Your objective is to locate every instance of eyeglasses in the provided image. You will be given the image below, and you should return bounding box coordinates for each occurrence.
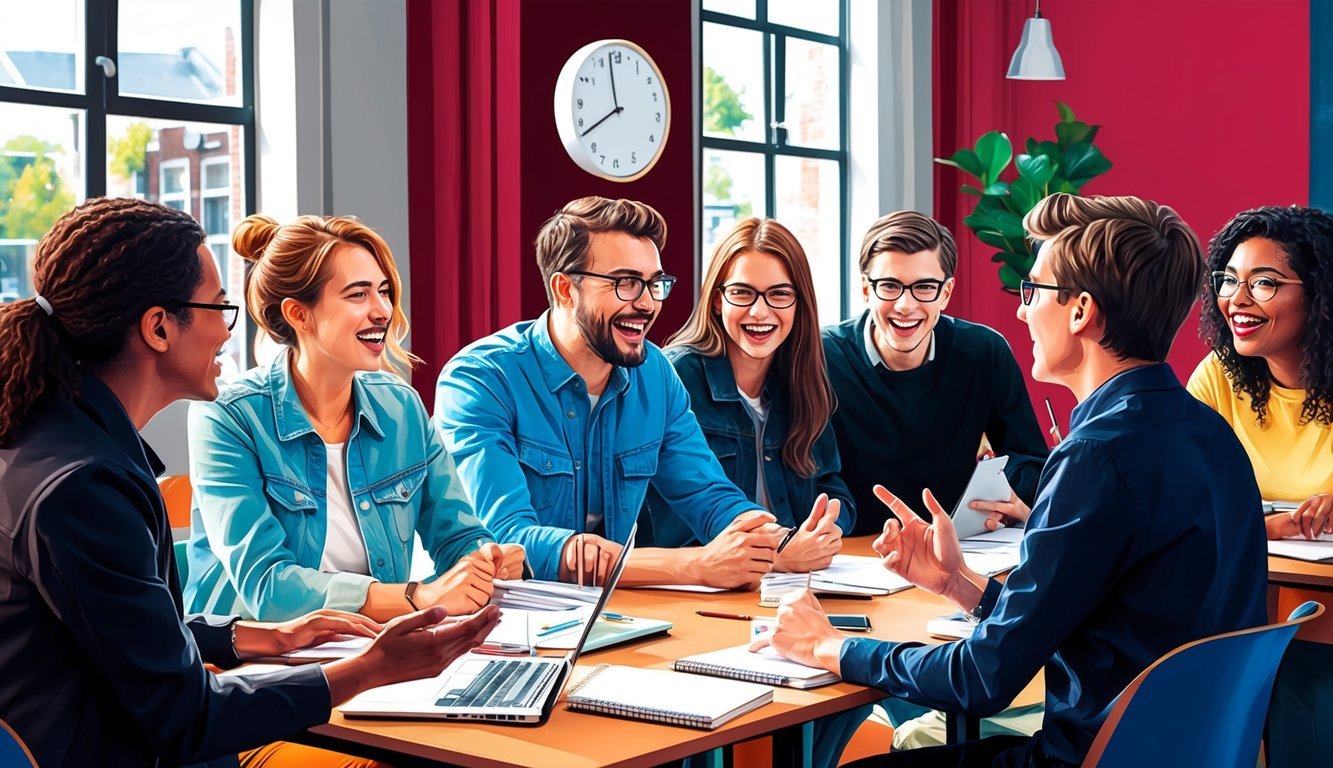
[567,270,677,302]
[1019,279,1070,306]
[719,282,798,309]
[1210,271,1302,303]
[864,276,946,303]
[176,301,240,330]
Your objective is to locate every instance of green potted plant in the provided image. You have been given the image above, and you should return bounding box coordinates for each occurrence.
[936,102,1112,291]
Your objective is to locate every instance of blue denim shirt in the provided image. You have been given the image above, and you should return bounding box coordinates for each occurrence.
[642,348,855,547]
[838,364,1268,766]
[184,354,493,621]
[433,313,759,579]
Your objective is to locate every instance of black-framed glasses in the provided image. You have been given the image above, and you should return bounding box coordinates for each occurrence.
[176,301,241,330]
[1019,279,1070,306]
[567,270,677,302]
[1210,271,1302,303]
[719,282,798,309]
[864,276,946,303]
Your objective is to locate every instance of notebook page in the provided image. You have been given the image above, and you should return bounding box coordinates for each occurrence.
[567,665,770,721]
[679,643,840,682]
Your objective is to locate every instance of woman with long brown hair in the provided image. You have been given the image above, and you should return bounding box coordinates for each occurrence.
[185,214,523,622]
[646,217,851,568]
[0,198,498,767]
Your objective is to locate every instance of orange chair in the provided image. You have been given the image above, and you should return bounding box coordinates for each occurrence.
[158,475,193,532]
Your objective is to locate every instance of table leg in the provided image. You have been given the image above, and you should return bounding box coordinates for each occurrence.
[944,711,979,745]
[771,720,813,768]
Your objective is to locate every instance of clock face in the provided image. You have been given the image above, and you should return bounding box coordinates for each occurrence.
[554,40,670,182]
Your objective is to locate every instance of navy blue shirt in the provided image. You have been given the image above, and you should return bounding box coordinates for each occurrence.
[0,376,329,768]
[837,364,1268,766]
[643,348,854,546]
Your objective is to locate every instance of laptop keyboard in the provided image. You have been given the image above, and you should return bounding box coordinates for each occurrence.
[436,659,559,709]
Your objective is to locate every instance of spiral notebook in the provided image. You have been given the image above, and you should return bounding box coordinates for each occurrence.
[565,665,772,730]
[672,644,840,689]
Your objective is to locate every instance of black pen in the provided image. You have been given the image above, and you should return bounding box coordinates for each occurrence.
[1044,397,1063,443]
[776,525,799,553]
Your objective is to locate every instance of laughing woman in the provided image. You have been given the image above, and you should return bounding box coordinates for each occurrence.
[1187,205,1333,768]
[647,217,852,568]
[185,214,523,622]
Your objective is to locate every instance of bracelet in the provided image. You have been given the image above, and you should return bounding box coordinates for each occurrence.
[405,581,422,611]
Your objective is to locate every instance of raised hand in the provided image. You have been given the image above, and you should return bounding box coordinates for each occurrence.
[694,510,783,589]
[871,485,984,609]
[774,494,843,572]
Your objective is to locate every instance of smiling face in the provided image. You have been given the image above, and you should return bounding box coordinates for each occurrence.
[571,230,663,368]
[297,244,393,375]
[1017,241,1081,385]
[861,248,953,370]
[715,249,797,364]
[1220,237,1307,376]
[164,244,233,401]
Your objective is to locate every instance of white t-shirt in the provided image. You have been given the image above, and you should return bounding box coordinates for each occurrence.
[738,387,772,511]
[319,442,371,574]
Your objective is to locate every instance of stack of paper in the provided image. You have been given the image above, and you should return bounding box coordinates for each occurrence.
[1268,534,1333,563]
[566,664,772,729]
[490,578,601,610]
[959,527,1022,576]
[759,556,910,606]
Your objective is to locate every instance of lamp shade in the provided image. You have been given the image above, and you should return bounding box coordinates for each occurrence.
[1007,17,1065,80]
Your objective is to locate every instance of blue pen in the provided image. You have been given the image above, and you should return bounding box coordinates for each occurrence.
[601,612,633,623]
[537,618,582,636]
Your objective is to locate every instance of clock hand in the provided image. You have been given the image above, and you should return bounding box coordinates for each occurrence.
[580,105,623,137]
[608,53,619,109]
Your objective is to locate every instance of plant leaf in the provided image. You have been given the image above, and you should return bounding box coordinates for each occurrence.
[1055,120,1093,149]
[962,184,983,197]
[1015,153,1055,187]
[983,181,1010,196]
[974,131,1013,185]
[1010,175,1044,213]
[1061,143,1113,188]
[936,148,986,179]
[977,229,1011,249]
[1056,101,1075,123]
[994,209,1027,239]
[999,263,1025,290]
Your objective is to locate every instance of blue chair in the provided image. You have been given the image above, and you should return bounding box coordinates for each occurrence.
[1082,601,1324,768]
[0,718,37,767]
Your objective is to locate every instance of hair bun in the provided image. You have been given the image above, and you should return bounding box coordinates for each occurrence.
[233,214,280,263]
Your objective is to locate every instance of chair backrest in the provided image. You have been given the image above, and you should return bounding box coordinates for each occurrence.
[1083,601,1325,768]
[0,718,38,767]
[157,474,193,531]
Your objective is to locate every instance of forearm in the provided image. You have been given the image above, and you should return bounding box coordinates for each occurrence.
[358,581,417,622]
[618,547,703,586]
[944,565,990,613]
[322,655,384,706]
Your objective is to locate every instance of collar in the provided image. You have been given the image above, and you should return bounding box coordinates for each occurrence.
[77,373,166,478]
[701,352,743,402]
[862,311,935,369]
[1069,363,1179,433]
[268,352,384,441]
[530,310,630,395]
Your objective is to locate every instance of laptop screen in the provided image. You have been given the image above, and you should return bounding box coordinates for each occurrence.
[565,522,636,668]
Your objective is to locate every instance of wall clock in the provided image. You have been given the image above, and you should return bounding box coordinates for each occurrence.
[554,39,670,182]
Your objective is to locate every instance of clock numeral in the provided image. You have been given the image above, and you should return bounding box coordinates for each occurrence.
[577,98,583,109]
[631,151,637,164]
[649,134,655,143]
[635,61,640,75]
[578,117,584,128]
[646,75,653,84]
[597,56,604,68]
[591,142,597,154]
[613,158,620,169]
[655,112,662,123]
[611,51,622,64]
[652,92,657,102]
[600,155,606,165]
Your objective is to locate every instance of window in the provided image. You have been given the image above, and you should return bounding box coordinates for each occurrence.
[0,0,255,375]
[701,0,849,323]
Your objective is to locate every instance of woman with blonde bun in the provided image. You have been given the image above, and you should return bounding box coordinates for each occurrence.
[185,214,524,622]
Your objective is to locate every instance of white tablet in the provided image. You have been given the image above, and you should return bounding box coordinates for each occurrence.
[949,455,1012,540]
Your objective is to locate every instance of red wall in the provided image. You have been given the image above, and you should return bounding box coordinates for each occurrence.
[934,0,1310,433]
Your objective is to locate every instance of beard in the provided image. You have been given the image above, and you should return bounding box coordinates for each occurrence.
[576,301,653,368]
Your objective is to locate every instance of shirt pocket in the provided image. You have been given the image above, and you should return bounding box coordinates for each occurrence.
[615,441,660,513]
[517,440,575,523]
[704,433,742,483]
[369,465,429,544]
[263,476,318,563]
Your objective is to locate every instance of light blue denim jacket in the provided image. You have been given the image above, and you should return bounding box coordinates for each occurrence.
[433,313,758,580]
[184,354,493,620]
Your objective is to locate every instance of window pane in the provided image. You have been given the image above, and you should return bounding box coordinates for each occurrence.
[117,0,244,106]
[702,0,754,19]
[703,149,766,259]
[782,39,840,150]
[702,23,764,144]
[768,0,839,37]
[106,116,247,374]
[775,156,841,325]
[0,103,85,302]
[0,0,84,93]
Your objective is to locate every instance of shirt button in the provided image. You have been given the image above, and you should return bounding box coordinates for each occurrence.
[764,455,773,462]
[544,460,553,470]
[574,460,583,470]
[377,558,385,567]
[400,488,410,498]
[567,410,576,419]
[359,500,370,511]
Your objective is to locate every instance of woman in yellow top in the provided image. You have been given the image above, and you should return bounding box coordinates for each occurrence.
[1188,205,1333,540]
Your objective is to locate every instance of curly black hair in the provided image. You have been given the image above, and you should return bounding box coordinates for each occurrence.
[1199,205,1333,427]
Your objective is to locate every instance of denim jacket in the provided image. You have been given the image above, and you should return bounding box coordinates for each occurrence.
[433,313,758,579]
[642,348,855,547]
[184,354,493,620]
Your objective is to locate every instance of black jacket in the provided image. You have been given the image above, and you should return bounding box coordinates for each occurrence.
[0,376,330,767]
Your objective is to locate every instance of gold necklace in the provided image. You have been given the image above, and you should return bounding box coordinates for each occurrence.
[305,397,353,435]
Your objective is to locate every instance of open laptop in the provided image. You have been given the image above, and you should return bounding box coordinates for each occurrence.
[339,525,636,725]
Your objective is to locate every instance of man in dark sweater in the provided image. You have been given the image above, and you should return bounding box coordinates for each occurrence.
[823,211,1049,536]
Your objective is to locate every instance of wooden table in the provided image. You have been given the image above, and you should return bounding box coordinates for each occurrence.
[1267,555,1333,644]
[300,538,1041,768]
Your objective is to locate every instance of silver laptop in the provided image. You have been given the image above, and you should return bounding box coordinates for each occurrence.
[339,525,636,726]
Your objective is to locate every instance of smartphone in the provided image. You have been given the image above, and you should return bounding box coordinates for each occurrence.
[827,614,872,632]
[949,455,1012,540]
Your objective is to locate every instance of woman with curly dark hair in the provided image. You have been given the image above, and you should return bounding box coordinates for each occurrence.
[1187,205,1333,542]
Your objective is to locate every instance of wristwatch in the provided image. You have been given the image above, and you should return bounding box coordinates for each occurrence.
[405,580,422,611]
